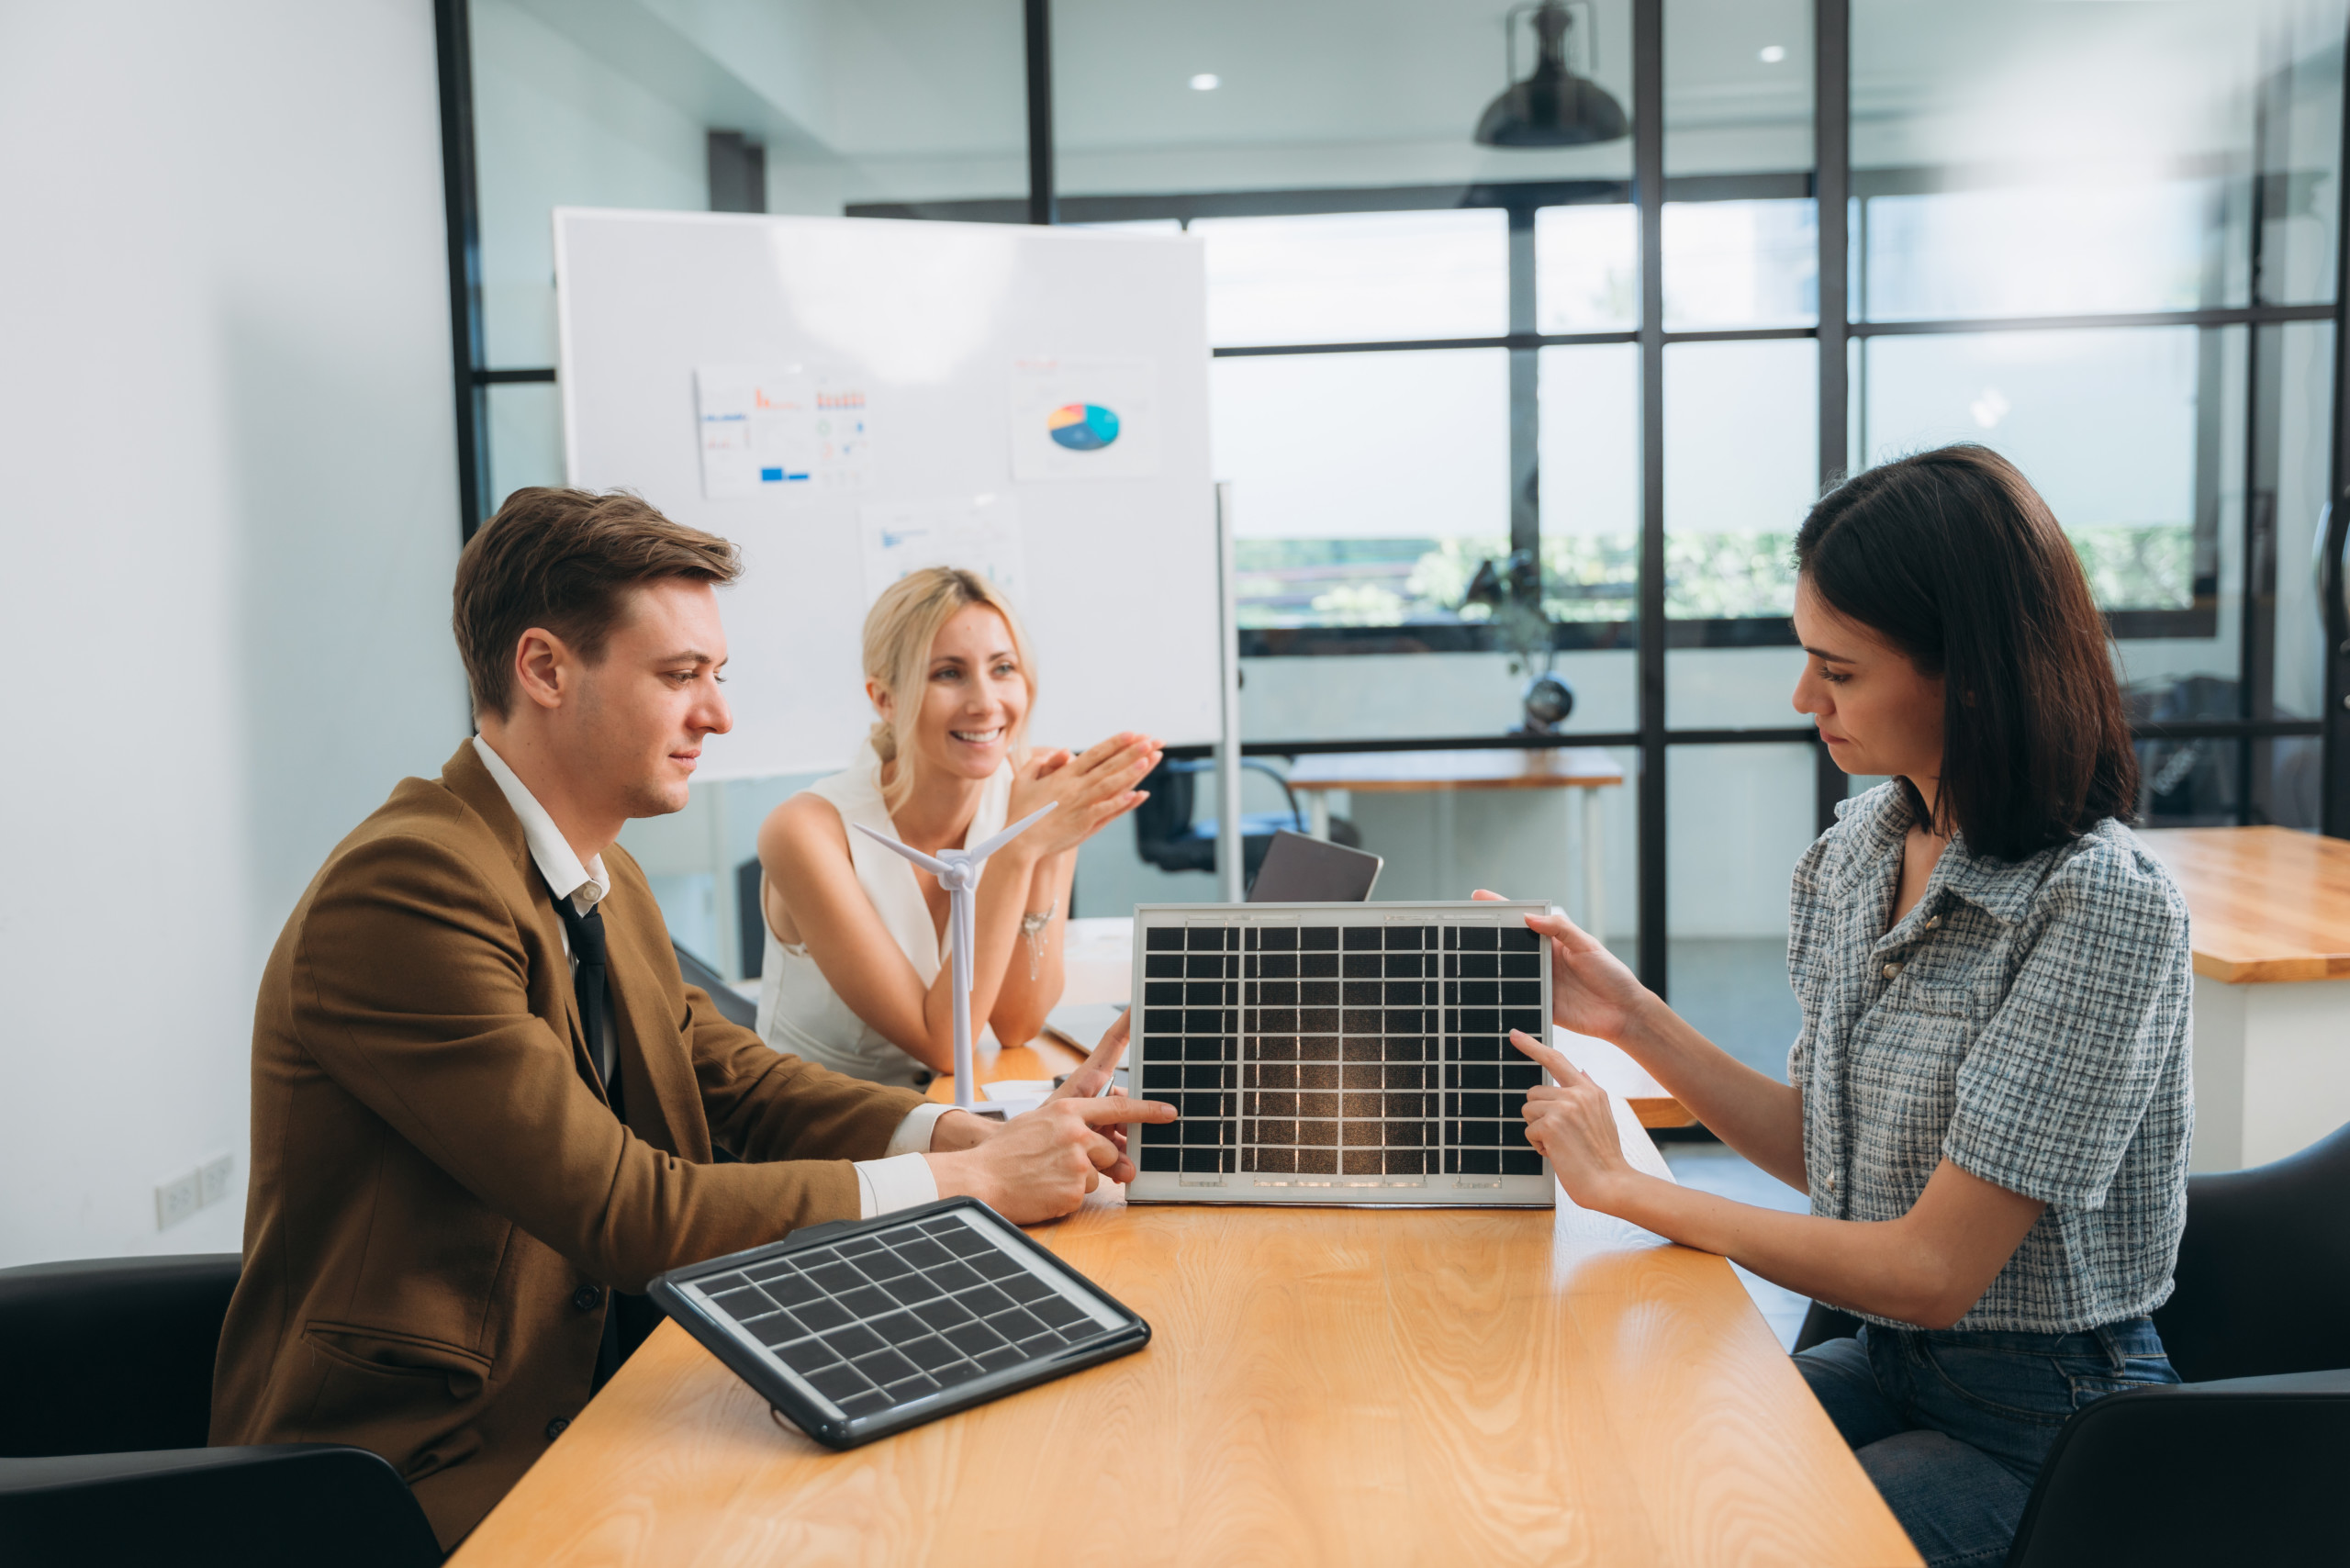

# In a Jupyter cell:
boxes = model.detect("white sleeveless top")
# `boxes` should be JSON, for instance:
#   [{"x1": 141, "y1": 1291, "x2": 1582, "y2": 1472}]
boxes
[{"x1": 755, "y1": 744, "x2": 1013, "y2": 1087}]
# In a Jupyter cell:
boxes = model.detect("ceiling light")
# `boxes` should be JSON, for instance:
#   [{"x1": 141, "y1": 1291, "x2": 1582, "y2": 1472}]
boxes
[
  {"x1": 1474, "y1": 1, "x2": 1628, "y2": 148},
  {"x1": 1758, "y1": 44, "x2": 1787, "y2": 64},
  {"x1": 1189, "y1": 73, "x2": 1220, "y2": 92}
]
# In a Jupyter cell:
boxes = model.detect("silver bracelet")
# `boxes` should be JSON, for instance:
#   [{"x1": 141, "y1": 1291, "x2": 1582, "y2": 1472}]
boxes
[{"x1": 1021, "y1": 904, "x2": 1057, "y2": 980}]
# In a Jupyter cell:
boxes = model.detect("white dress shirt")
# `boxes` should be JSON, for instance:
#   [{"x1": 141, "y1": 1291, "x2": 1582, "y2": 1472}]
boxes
[{"x1": 470, "y1": 736, "x2": 946, "y2": 1218}]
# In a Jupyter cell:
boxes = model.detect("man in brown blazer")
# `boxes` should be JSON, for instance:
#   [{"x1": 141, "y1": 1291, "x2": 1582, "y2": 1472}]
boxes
[{"x1": 211, "y1": 488, "x2": 1168, "y2": 1547}]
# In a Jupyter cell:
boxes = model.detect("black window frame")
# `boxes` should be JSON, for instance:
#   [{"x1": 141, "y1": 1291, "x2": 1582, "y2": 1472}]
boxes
[{"x1": 433, "y1": 0, "x2": 2350, "y2": 1001}]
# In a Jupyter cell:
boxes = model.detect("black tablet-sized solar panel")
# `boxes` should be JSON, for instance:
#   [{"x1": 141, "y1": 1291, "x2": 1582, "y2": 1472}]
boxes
[
  {"x1": 1125, "y1": 901, "x2": 1558, "y2": 1207},
  {"x1": 648, "y1": 1197, "x2": 1149, "y2": 1449}
]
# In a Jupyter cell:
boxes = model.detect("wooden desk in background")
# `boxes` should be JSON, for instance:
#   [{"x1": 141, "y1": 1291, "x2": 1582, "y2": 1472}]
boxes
[
  {"x1": 2139, "y1": 826, "x2": 2350, "y2": 1170},
  {"x1": 449, "y1": 1091, "x2": 1915, "y2": 1568},
  {"x1": 1286, "y1": 748, "x2": 1626, "y2": 942}
]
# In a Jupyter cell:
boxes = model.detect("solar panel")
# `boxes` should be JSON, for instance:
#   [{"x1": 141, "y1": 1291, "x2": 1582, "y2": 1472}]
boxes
[
  {"x1": 1124, "y1": 901, "x2": 1558, "y2": 1207},
  {"x1": 648, "y1": 1198, "x2": 1149, "y2": 1449}
]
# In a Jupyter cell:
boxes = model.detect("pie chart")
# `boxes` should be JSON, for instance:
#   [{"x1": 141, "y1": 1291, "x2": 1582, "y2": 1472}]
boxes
[{"x1": 1046, "y1": 402, "x2": 1121, "y2": 452}]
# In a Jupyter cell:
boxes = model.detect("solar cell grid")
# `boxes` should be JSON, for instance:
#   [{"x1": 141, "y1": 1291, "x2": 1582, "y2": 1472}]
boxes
[
  {"x1": 677, "y1": 1210, "x2": 1125, "y2": 1425},
  {"x1": 1129, "y1": 903, "x2": 1557, "y2": 1204}
]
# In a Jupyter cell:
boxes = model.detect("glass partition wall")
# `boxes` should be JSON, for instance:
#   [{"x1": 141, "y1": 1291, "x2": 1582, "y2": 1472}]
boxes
[{"x1": 441, "y1": 1, "x2": 2350, "y2": 1025}]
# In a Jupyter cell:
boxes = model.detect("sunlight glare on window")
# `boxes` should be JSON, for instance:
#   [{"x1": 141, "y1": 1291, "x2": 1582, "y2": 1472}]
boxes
[{"x1": 1196, "y1": 209, "x2": 1508, "y2": 348}]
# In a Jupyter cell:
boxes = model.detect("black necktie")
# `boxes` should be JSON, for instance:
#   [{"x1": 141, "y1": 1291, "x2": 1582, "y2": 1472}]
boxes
[
  {"x1": 547, "y1": 879, "x2": 652, "y2": 1388},
  {"x1": 548, "y1": 881, "x2": 622, "y2": 1123}
]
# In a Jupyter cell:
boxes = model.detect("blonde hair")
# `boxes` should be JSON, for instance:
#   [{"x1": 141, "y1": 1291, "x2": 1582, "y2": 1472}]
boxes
[{"x1": 863, "y1": 567, "x2": 1037, "y2": 812}]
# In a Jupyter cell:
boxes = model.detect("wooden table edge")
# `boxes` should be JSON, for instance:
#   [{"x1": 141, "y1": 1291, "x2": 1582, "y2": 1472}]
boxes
[
  {"x1": 1632, "y1": 1095, "x2": 1698, "y2": 1128},
  {"x1": 2193, "y1": 951, "x2": 2350, "y2": 984},
  {"x1": 2138, "y1": 826, "x2": 2350, "y2": 985}
]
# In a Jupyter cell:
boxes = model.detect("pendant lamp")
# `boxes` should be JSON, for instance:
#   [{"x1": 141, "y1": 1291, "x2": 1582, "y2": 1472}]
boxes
[{"x1": 1473, "y1": 0, "x2": 1628, "y2": 148}]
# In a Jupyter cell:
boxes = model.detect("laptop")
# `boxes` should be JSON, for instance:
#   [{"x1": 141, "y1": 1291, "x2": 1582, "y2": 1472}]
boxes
[{"x1": 1247, "y1": 829, "x2": 1382, "y2": 903}]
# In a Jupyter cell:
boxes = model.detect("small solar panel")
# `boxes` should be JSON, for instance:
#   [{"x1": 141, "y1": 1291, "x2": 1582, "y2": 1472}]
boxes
[
  {"x1": 648, "y1": 1198, "x2": 1149, "y2": 1449},
  {"x1": 1125, "y1": 901, "x2": 1558, "y2": 1207}
]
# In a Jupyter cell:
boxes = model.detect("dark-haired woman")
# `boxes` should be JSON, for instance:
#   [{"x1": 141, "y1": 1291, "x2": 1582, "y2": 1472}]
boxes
[{"x1": 1491, "y1": 445, "x2": 2190, "y2": 1568}]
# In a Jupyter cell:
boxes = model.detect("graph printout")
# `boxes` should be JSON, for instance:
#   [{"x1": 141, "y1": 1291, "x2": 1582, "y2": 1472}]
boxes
[
  {"x1": 857, "y1": 494, "x2": 1027, "y2": 609},
  {"x1": 1007, "y1": 356, "x2": 1159, "y2": 482},
  {"x1": 696, "y1": 364, "x2": 874, "y2": 499}
]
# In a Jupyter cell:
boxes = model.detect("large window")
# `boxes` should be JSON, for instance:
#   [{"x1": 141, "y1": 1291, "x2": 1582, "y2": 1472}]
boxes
[{"x1": 444, "y1": 0, "x2": 2350, "y2": 1003}]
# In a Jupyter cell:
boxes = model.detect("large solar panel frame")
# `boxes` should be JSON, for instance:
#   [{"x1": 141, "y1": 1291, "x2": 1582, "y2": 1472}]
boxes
[
  {"x1": 647, "y1": 1198, "x2": 1150, "y2": 1449},
  {"x1": 1125, "y1": 901, "x2": 1559, "y2": 1207}
]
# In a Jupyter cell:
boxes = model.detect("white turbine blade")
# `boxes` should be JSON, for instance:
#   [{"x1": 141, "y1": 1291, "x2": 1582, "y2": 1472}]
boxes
[
  {"x1": 967, "y1": 801, "x2": 1058, "y2": 861},
  {"x1": 851, "y1": 821, "x2": 954, "y2": 877}
]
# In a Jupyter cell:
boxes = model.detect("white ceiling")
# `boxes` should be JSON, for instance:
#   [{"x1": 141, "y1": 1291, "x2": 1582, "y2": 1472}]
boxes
[{"x1": 497, "y1": 0, "x2": 2343, "y2": 196}]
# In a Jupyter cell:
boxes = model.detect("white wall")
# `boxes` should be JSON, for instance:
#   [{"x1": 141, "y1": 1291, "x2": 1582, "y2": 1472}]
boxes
[{"x1": 0, "y1": 1, "x2": 465, "y2": 1267}]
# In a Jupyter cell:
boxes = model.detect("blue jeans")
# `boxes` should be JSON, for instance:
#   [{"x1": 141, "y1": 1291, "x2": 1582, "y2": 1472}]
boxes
[{"x1": 1795, "y1": 1318, "x2": 2178, "y2": 1568}]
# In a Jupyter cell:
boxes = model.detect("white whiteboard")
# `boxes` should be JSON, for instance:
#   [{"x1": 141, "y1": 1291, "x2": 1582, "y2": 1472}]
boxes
[{"x1": 554, "y1": 208, "x2": 1219, "y2": 782}]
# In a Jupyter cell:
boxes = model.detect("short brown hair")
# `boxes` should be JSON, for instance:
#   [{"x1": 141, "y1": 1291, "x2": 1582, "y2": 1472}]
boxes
[
  {"x1": 453, "y1": 487, "x2": 741, "y2": 718},
  {"x1": 1795, "y1": 444, "x2": 2138, "y2": 861}
]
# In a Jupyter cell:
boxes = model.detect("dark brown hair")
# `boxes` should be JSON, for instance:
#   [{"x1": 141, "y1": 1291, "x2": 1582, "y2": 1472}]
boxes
[
  {"x1": 453, "y1": 487, "x2": 741, "y2": 718},
  {"x1": 1795, "y1": 444, "x2": 2138, "y2": 861}
]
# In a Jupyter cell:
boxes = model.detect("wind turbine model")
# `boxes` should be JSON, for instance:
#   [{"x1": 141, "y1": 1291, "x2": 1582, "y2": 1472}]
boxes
[{"x1": 854, "y1": 802, "x2": 1057, "y2": 1110}]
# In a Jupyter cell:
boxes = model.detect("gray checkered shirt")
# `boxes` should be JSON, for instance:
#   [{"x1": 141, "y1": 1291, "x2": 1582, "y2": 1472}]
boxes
[{"x1": 1785, "y1": 782, "x2": 2193, "y2": 1333}]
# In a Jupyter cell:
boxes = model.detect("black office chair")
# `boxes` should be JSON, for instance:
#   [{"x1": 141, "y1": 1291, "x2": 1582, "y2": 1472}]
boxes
[
  {"x1": 675, "y1": 938, "x2": 759, "y2": 1030},
  {"x1": 0, "y1": 1254, "x2": 442, "y2": 1568},
  {"x1": 1132, "y1": 756, "x2": 1361, "y2": 886},
  {"x1": 1790, "y1": 1124, "x2": 2350, "y2": 1567},
  {"x1": 2126, "y1": 674, "x2": 2244, "y2": 827},
  {"x1": 737, "y1": 857, "x2": 767, "y2": 979}
]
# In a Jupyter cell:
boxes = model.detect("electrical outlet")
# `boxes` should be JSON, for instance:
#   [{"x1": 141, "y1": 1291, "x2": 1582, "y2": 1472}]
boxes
[
  {"x1": 155, "y1": 1170, "x2": 200, "y2": 1231},
  {"x1": 197, "y1": 1154, "x2": 234, "y2": 1208}
]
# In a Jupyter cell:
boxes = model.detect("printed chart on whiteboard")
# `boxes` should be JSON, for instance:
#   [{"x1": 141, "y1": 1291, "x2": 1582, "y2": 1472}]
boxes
[
  {"x1": 1007, "y1": 357, "x2": 1158, "y2": 481},
  {"x1": 696, "y1": 364, "x2": 874, "y2": 499},
  {"x1": 858, "y1": 495, "x2": 1027, "y2": 609}
]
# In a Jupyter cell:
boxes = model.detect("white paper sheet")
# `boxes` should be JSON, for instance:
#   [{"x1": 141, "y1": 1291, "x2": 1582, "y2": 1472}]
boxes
[
  {"x1": 694, "y1": 364, "x2": 874, "y2": 499},
  {"x1": 857, "y1": 493, "x2": 1027, "y2": 607},
  {"x1": 1007, "y1": 355, "x2": 1159, "y2": 481}
]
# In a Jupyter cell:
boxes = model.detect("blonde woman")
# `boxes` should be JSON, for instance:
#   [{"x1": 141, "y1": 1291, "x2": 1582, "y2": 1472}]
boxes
[{"x1": 755, "y1": 568, "x2": 1161, "y2": 1086}]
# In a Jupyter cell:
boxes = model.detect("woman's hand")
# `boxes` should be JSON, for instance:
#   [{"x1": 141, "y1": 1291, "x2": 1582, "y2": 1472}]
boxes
[
  {"x1": 1471, "y1": 890, "x2": 1654, "y2": 1044},
  {"x1": 1509, "y1": 1030, "x2": 1637, "y2": 1213},
  {"x1": 1006, "y1": 732, "x2": 1162, "y2": 858}
]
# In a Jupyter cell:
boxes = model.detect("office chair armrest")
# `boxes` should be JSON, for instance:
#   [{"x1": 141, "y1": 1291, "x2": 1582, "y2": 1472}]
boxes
[
  {"x1": 1237, "y1": 756, "x2": 1306, "y2": 831},
  {"x1": 0, "y1": 1253, "x2": 242, "y2": 1457},
  {"x1": 1791, "y1": 1300, "x2": 1863, "y2": 1353},
  {"x1": 2006, "y1": 1370, "x2": 2350, "y2": 1567},
  {"x1": 1168, "y1": 756, "x2": 1309, "y2": 833},
  {"x1": 0, "y1": 1443, "x2": 442, "y2": 1567},
  {"x1": 2168, "y1": 1366, "x2": 2350, "y2": 1396},
  {"x1": 675, "y1": 940, "x2": 757, "y2": 1029}
]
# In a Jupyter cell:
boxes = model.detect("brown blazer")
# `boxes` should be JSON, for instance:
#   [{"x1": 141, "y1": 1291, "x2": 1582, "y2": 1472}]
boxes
[{"x1": 211, "y1": 742, "x2": 923, "y2": 1546}]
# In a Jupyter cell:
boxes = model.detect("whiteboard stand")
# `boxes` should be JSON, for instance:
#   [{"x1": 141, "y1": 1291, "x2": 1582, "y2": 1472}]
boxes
[
  {"x1": 709, "y1": 784, "x2": 740, "y2": 982},
  {"x1": 1214, "y1": 481, "x2": 1243, "y2": 904}
]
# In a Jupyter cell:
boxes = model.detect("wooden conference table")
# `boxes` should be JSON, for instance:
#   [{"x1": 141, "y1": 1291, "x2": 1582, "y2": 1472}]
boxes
[
  {"x1": 454, "y1": 923, "x2": 1904, "y2": 1565},
  {"x1": 2138, "y1": 826, "x2": 2350, "y2": 1170},
  {"x1": 1287, "y1": 747, "x2": 1626, "y2": 941},
  {"x1": 450, "y1": 1084, "x2": 1916, "y2": 1567}
]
